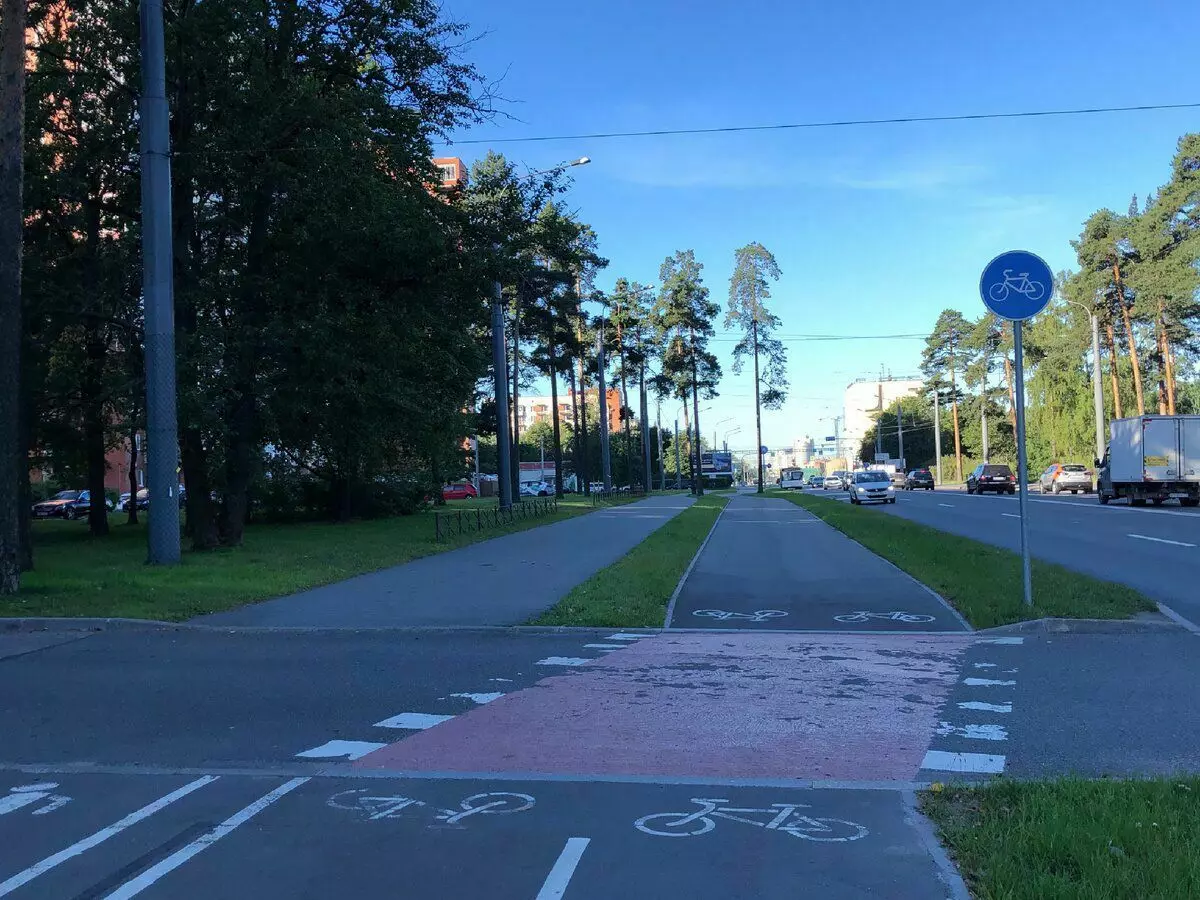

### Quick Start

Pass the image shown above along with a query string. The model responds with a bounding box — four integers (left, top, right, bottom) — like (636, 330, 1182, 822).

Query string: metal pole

(491, 281, 512, 509)
(896, 400, 904, 469)
(656, 401, 665, 491)
(674, 418, 681, 489)
(1014, 321, 1033, 607)
(139, 0, 180, 564)
(932, 390, 942, 485)
(981, 406, 989, 462)
(1090, 312, 1106, 465)
(473, 436, 480, 490)
(640, 374, 651, 491)
(596, 328, 612, 490)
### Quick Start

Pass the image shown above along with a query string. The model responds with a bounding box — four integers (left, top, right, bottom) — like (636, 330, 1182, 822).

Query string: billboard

(700, 451, 733, 476)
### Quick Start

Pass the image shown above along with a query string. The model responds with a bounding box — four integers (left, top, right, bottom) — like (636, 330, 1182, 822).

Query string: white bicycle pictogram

(692, 609, 788, 622)
(834, 611, 935, 624)
(988, 270, 1046, 303)
(635, 797, 868, 842)
(327, 789, 534, 824)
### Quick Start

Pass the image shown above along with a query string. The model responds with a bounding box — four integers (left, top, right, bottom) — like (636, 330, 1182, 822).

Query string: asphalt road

(818, 485, 1200, 622)
(197, 494, 693, 628)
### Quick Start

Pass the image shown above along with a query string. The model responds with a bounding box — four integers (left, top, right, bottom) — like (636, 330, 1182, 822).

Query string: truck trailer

(1097, 415, 1200, 507)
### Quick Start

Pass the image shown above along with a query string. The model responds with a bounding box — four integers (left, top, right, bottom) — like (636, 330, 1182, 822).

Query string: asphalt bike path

(667, 494, 969, 633)
(196, 493, 694, 628)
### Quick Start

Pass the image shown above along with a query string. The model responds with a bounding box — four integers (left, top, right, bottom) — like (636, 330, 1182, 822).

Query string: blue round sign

(979, 250, 1053, 321)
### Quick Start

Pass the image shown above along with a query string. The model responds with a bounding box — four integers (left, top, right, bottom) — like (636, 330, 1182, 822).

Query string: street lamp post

(1064, 297, 1107, 466)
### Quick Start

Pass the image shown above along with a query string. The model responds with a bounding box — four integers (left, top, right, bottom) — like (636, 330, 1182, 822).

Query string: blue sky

(438, 0, 1199, 452)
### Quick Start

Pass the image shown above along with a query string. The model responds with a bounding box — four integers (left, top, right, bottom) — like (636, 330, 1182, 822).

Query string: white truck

(1097, 415, 1200, 507)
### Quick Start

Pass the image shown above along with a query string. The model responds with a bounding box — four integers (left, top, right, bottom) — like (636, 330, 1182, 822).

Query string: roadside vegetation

(3, 499, 602, 621)
(922, 778, 1200, 899)
(530, 494, 727, 627)
(771, 491, 1153, 628)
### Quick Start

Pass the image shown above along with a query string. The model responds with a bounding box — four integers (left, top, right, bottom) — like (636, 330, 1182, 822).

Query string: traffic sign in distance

(760, 446, 769, 454)
(979, 250, 1053, 321)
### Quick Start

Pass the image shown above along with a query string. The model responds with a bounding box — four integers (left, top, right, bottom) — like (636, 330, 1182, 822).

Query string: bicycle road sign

(979, 250, 1053, 321)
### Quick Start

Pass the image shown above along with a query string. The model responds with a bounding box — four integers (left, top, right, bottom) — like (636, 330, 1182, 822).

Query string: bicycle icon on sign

(834, 611, 935, 624)
(987, 270, 1046, 303)
(635, 798, 868, 842)
(692, 609, 788, 622)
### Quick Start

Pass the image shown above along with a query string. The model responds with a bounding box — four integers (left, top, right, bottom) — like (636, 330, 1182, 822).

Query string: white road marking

(1001, 513, 1021, 518)
(296, 740, 387, 760)
(0, 776, 218, 897)
(607, 634, 644, 641)
(938, 503, 955, 508)
(964, 677, 1017, 686)
(535, 837, 591, 900)
(958, 701, 1012, 713)
(489, 677, 514, 682)
(537, 656, 591, 666)
(921, 750, 1006, 773)
(972, 663, 998, 668)
(103, 778, 309, 900)
(373, 713, 456, 729)
(978, 637, 1024, 645)
(583, 643, 626, 651)
(450, 692, 503, 704)
(1030, 497, 1200, 518)
(1128, 533, 1197, 548)
(936, 722, 1008, 741)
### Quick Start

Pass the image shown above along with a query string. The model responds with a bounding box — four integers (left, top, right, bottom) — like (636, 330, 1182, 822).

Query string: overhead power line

(450, 101, 1200, 146)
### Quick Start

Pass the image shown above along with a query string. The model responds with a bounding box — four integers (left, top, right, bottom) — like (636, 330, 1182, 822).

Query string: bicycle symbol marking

(635, 798, 868, 842)
(327, 789, 534, 826)
(833, 611, 936, 624)
(692, 609, 788, 622)
(987, 270, 1046, 304)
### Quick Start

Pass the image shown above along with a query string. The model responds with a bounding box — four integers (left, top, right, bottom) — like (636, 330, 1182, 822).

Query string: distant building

(514, 388, 620, 434)
(432, 156, 466, 190)
(796, 435, 815, 465)
(842, 377, 924, 464)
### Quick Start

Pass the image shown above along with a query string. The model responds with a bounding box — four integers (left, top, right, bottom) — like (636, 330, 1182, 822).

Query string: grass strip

(921, 779, 1200, 899)
(529, 493, 729, 627)
(6, 497, 611, 622)
(769, 490, 1153, 628)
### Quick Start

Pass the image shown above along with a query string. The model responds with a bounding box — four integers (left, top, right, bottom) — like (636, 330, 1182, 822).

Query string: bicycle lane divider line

(663, 499, 728, 629)
(534, 837, 590, 900)
(101, 777, 310, 900)
(0, 776, 220, 897)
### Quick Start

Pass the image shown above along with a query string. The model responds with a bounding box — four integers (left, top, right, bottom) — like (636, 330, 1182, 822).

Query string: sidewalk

(195, 494, 693, 628)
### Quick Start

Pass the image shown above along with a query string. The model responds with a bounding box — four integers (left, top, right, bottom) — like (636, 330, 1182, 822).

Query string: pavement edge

(902, 790, 970, 900)
(662, 498, 727, 629)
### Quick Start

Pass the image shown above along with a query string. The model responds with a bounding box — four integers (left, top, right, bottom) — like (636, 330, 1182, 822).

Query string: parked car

(122, 488, 150, 512)
(905, 468, 935, 490)
(521, 481, 551, 497)
(1039, 463, 1092, 495)
(849, 470, 896, 505)
(64, 490, 114, 519)
(441, 482, 478, 501)
(809, 475, 825, 488)
(32, 490, 82, 519)
(966, 463, 1016, 495)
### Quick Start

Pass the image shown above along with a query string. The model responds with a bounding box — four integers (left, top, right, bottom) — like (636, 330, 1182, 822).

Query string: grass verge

(529, 493, 729, 627)
(769, 490, 1154, 628)
(5, 497, 609, 622)
(921, 779, 1200, 899)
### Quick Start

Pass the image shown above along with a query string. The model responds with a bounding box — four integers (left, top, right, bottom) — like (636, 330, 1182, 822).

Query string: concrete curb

(902, 790, 970, 900)
(978, 612, 1186, 635)
(663, 497, 728, 629)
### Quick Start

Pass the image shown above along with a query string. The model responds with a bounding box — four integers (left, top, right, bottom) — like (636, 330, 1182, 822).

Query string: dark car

(64, 490, 114, 519)
(122, 488, 150, 512)
(905, 468, 935, 490)
(32, 490, 82, 519)
(967, 463, 1016, 495)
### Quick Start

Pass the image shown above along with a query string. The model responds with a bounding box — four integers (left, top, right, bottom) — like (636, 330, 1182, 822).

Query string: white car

(520, 481, 551, 497)
(849, 470, 896, 505)
(824, 472, 848, 490)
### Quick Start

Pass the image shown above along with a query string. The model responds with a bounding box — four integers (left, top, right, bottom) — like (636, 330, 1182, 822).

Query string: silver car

(1039, 463, 1092, 495)
(824, 471, 848, 490)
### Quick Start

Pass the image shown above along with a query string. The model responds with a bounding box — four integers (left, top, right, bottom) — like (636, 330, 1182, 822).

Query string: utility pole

(639, 366, 651, 491)
(753, 319, 764, 494)
(932, 387, 943, 485)
(1088, 310, 1106, 465)
(656, 400, 666, 491)
(139, 0, 181, 564)
(596, 327, 612, 491)
(674, 418, 682, 489)
(491, 279, 513, 509)
(896, 400, 905, 469)
(472, 436, 480, 490)
(690, 326, 704, 497)
(875, 382, 884, 461)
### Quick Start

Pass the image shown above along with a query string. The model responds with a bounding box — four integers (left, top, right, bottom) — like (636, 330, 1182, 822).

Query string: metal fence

(434, 496, 558, 542)
(589, 484, 648, 506)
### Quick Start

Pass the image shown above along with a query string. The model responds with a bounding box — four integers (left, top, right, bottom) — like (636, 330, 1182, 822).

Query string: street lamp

(713, 417, 734, 452)
(1062, 296, 1107, 466)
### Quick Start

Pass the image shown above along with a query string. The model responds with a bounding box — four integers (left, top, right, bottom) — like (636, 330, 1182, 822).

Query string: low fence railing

(589, 484, 648, 506)
(434, 496, 558, 542)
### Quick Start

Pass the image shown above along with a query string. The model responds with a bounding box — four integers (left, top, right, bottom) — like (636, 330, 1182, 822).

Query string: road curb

(662, 497, 727, 628)
(977, 612, 1185, 635)
(902, 790, 970, 900)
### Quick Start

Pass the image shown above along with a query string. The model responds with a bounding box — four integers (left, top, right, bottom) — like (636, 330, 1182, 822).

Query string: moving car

(809, 475, 825, 489)
(824, 471, 848, 490)
(849, 470, 896, 505)
(966, 463, 1016, 495)
(32, 490, 82, 519)
(1039, 463, 1092, 495)
(905, 468, 935, 490)
(441, 481, 478, 501)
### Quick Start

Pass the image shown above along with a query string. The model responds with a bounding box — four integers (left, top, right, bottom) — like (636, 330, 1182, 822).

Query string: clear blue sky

(438, 0, 1199, 453)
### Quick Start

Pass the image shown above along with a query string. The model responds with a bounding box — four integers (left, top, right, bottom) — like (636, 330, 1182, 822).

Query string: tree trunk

(82, 190, 109, 537)
(18, 378, 32, 570)
(1003, 356, 1017, 430)
(1159, 300, 1177, 415)
(509, 291, 521, 489)
(0, 0, 26, 594)
(567, 358, 581, 491)
(753, 319, 764, 493)
(575, 309, 590, 495)
(619, 353, 631, 487)
(1104, 321, 1123, 419)
(689, 326, 703, 497)
(1115, 264, 1145, 414)
(127, 422, 140, 525)
(949, 349, 963, 483)
(548, 341, 564, 498)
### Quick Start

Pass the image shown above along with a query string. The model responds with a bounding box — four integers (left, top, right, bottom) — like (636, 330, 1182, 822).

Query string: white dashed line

(963, 678, 1017, 686)
(583, 644, 625, 651)
(938, 503, 955, 508)
(1001, 513, 1021, 518)
(935, 722, 1008, 741)
(373, 713, 456, 729)
(607, 634, 645, 641)
(535, 837, 591, 900)
(295, 740, 387, 760)
(972, 663, 998, 668)
(450, 692, 503, 704)
(921, 750, 1006, 774)
(978, 637, 1024, 645)
(536, 657, 591, 666)
(958, 701, 1012, 713)
(1128, 533, 1196, 548)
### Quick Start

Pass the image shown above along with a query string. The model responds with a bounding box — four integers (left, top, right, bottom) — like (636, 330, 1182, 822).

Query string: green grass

(5, 497, 605, 621)
(767, 490, 1154, 628)
(529, 493, 729, 627)
(921, 779, 1200, 899)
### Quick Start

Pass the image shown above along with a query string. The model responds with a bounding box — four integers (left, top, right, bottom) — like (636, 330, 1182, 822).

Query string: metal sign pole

(1013, 321, 1033, 606)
